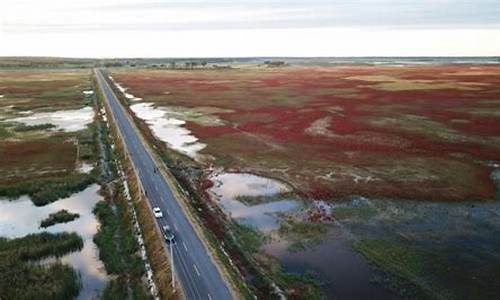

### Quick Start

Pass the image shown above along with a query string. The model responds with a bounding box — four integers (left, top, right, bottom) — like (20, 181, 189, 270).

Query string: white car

(153, 207, 163, 218)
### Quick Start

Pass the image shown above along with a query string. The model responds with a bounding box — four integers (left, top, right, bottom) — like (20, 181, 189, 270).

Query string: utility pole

(170, 244, 175, 292)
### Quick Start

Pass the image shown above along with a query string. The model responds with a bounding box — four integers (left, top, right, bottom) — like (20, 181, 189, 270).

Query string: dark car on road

(162, 225, 175, 244)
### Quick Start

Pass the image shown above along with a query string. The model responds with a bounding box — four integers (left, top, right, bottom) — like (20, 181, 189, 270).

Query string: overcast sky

(1, 0, 500, 57)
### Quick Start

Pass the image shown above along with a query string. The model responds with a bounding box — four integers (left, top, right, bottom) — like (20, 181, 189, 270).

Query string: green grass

(91, 87, 151, 298)
(332, 205, 378, 220)
(13, 123, 56, 132)
(280, 272, 325, 300)
(0, 172, 96, 206)
(228, 222, 266, 254)
(93, 199, 144, 276)
(352, 238, 431, 298)
(0, 232, 83, 260)
(278, 219, 328, 245)
(0, 262, 82, 300)
(0, 123, 13, 139)
(76, 124, 98, 161)
(40, 209, 80, 228)
(235, 191, 295, 206)
(353, 238, 423, 278)
(92, 191, 150, 299)
(101, 277, 151, 300)
(0, 232, 83, 300)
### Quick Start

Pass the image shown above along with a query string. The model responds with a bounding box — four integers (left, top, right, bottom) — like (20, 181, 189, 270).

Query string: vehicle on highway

(153, 207, 163, 218)
(162, 225, 175, 244)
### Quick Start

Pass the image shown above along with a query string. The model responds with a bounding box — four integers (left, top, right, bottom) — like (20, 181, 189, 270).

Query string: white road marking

(173, 223, 178, 231)
(193, 264, 201, 276)
(208, 294, 212, 300)
(183, 242, 188, 252)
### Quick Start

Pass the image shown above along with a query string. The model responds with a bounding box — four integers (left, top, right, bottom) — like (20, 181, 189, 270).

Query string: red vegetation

(112, 65, 500, 201)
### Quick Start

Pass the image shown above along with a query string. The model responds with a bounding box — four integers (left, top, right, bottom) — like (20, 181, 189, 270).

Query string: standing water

(209, 172, 301, 231)
(208, 172, 397, 299)
(11, 106, 94, 132)
(130, 102, 206, 159)
(0, 184, 109, 299)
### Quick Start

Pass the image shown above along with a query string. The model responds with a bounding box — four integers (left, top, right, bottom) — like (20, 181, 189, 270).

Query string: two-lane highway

(95, 69, 233, 300)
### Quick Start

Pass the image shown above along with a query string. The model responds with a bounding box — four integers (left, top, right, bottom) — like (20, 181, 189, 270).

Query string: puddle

(11, 106, 94, 132)
(83, 90, 94, 95)
(0, 184, 109, 299)
(263, 231, 398, 300)
(109, 77, 142, 101)
(130, 102, 206, 159)
(77, 162, 94, 174)
(208, 172, 396, 298)
(208, 172, 300, 232)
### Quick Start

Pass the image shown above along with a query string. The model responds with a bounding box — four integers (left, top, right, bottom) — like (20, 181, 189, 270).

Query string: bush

(0, 232, 84, 300)
(0, 262, 82, 300)
(102, 277, 151, 300)
(13, 123, 55, 132)
(0, 232, 83, 261)
(0, 173, 95, 206)
(93, 199, 143, 276)
(40, 209, 80, 228)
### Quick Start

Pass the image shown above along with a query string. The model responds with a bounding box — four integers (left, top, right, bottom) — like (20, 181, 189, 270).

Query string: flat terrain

(109, 64, 500, 299)
(0, 69, 108, 299)
(111, 65, 500, 201)
(97, 69, 233, 300)
(0, 70, 93, 187)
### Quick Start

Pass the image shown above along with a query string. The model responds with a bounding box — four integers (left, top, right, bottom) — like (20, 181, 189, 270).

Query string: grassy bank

(91, 78, 152, 299)
(352, 238, 432, 299)
(278, 219, 329, 252)
(0, 124, 98, 206)
(93, 198, 144, 277)
(40, 209, 80, 228)
(13, 123, 56, 132)
(0, 232, 83, 299)
(0, 172, 96, 206)
(93, 198, 151, 299)
(235, 191, 296, 206)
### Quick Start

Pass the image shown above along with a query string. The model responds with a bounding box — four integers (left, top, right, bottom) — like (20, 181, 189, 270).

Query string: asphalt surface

(95, 69, 233, 300)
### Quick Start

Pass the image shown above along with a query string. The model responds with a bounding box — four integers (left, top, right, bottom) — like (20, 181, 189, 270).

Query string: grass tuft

(0, 232, 84, 300)
(40, 209, 80, 228)
(0, 172, 96, 206)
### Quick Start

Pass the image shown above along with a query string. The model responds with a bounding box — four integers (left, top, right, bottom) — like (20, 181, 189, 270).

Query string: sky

(1, 0, 500, 57)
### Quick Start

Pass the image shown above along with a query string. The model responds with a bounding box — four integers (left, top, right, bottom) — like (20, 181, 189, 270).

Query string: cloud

(2, 0, 500, 33)
(1, 0, 499, 56)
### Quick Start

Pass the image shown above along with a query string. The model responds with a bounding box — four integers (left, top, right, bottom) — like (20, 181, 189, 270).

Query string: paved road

(95, 69, 233, 300)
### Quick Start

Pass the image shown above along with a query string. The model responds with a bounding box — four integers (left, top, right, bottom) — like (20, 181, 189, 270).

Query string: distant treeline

(0, 56, 290, 69)
(0, 57, 98, 69)
(2, 56, 500, 69)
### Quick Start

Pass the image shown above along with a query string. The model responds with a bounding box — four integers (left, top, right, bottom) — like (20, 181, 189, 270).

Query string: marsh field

(109, 63, 500, 299)
(0, 68, 151, 299)
(0, 61, 499, 299)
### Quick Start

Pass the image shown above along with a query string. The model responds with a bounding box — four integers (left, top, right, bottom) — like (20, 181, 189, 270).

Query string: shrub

(0, 232, 84, 300)
(13, 123, 56, 132)
(0, 173, 96, 206)
(40, 209, 80, 228)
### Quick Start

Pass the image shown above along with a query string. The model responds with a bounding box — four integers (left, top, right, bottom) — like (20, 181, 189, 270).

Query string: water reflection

(77, 162, 94, 174)
(208, 172, 396, 298)
(209, 172, 300, 231)
(130, 102, 206, 159)
(264, 231, 398, 299)
(109, 77, 142, 101)
(0, 184, 109, 300)
(11, 106, 94, 132)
